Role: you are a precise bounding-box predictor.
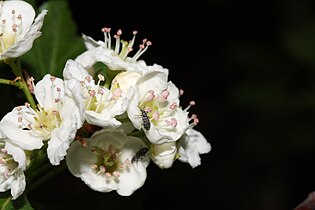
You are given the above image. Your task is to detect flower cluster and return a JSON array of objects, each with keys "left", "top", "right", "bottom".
[{"left": 0, "top": 0, "right": 211, "bottom": 201}]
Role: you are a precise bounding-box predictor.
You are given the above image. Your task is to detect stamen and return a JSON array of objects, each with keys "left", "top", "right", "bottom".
[
  {"left": 152, "top": 111, "right": 159, "bottom": 120},
  {"left": 169, "top": 102, "right": 177, "bottom": 110},
  {"left": 184, "top": 100, "right": 196, "bottom": 111},
  {"left": 27, "top": 76, "right": 35, "bottom": 93},
  {"left": 114, "top": 29, "right": 122, "bottom": 54},
  {"left": 85, "top": 76, "right": 92, "bottom": 83},
  {"left": 13, "top": 76, "right": 21, "bottom": 82},
  {"left": 165, "top": 118, "right": 177, "bottom": 127},
  {"left": 158, "top": 90, "right": 170, "bottom": 102},
  {"left": 102, "top": 27, "right": 111, "bottom": 49},
  {"left": 146, "top": 90, "right": 155, "bottom": 101},
  {"left": 113, "top": 171, "right": 120, "bottom": 177},
  {"left": 179, "top": 89, "right": 184, "bottom": 96},
  {"left": 90, "top": 164, "right": 98, "bottom": 170},
  {"left": 132, "top": 39, "right": 152, "bottom": 61}
]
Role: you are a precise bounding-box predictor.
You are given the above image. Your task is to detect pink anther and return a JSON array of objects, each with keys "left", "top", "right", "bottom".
[
  {"left": 117, "top": 29, "right": 122, "bottom": 35},
  {"left": 169, "top": 102, "right": 177, "bottom": 110},
  {"left": 165, "top": 118, "right": 177, "bottom": 127},
  {"left": 152, "top": 111, "right": 159, "bottom": 120},
  {"left": 85, "top": 76, "right": 91, "bottom": 83}
]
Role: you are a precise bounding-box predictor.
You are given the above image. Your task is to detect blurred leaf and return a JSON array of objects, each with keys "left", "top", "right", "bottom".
[
  {"left": 0, "top": 192, "right": 34, "bottom": 210},
  {"left": 0, "top": 193, "right": 14, "bottom": 210},
  {"left": 20, "top": 0, "right": 85, "bottom": 80},
  {"left": 282, "top": 19, "right": 315, "bottom": 69}
]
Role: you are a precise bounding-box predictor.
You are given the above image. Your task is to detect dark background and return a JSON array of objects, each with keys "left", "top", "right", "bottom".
[{"left": 18, "top": 0, "right": 315, "bottom": 209}]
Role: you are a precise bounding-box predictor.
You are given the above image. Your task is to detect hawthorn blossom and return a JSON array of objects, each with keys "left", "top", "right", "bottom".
[
  {"left": 66, "top": 129, "right": 150, "bottom": 196},
  {"left": 75, "top": 27, "right": 168, "bottom": 75},
  {"left": 0, "top": 0, "right": 47, "bottom": 59},
  {"left": 127, "top": 70, "right": 191, "bottom": 144},
  {"left": 0, "top": 135, "right": 27, "bottom": 200},
  {"left": 177, "top": 128, "right": 211, "bottom": 168},
  {"left": 0, "top": 74, "right": 82, "bottom": 165},
  {"left": 63, "top": 59, "right": 132, "bottom": 127}
]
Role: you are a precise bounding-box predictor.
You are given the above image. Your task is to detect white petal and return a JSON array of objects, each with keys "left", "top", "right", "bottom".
[
  {"left": 9, "top": 171, "right": 26, "bottom": 200},
  {"left": 0, "top": 122, "right": 43, "bottom": 150},
  {"left": 82, "top": 33, "right": 104, "bottom": 50},
  {"left": 178, "top": 129, "right": 211, "bottom": 168},
  {"left": 1, "top": 1, "right": 35, "bottom": 35},
  {"left": 136, "top": 71, "right": 168, "bottom": 98},
  {"left": 66, "top": 130, "right": 149, "bottom": 194},
  {"left": 2, "top": 9, "right": 47, "bottom": 58},
  {"left": 63, "top": 59, "right": 91, "bottom": 81},
  {"left": 66, "top": 140, "right": 96, "bottom": 177},
  {"left": 85, "top": 111, "right": 121, "bottom": 128},
  {"left": 150, "top": 142, "right": 177, "bottom": 169},
  {"left": 34, "top": 74, "right": 65, "bottom": 108},
  {"left": 75, "top": 46, "right": 108, "bottom": 69},
  {"left": 115, "top": 162, "right": 147, "bottom": 196},
  {"left": 47, "top": 120, "right": 77, "bottom": 165},
  {"left": 5, "top": 143, "right": 27, "bottom": 171}
]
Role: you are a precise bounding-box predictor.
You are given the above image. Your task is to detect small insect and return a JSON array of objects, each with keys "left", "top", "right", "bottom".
[
  {"left": 139, "top": 108, "right": 151, "bottom": 131},
  {"left": 131, "top": 147, "right": 149, "bottom": 163}
]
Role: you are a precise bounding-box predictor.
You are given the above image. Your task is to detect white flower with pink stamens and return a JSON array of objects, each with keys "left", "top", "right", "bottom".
[
  {"left": 0, "top": 0, "right": 47, "bottom": 59},
  {"left": 127, "top": 71, "right": 191, "bottom": 144},
  {"left": 0, "top": 74, "right": 82, "bottom": 165},
  {"left": 177, "top": 128, "right": 211, "bottom": 168},
  {"left": 66, "top": 129, "right": 150, "bottom": 196},
  {"left": 0, "top": 137, "right": 27, "bottom": 200},
  {"left": 63, "top": 59, "right": 132, "bottom": 127},
  {"left": 75, "top": 27, "right": 168, "bottom": 75}
]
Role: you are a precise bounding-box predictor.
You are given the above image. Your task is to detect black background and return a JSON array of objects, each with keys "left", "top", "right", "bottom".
[{"left": 27, "top": 0, "right": 315, "bottom": 209}]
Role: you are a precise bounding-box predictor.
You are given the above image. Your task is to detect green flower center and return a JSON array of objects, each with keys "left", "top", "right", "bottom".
[{"left": 91, "top": 144, "right": 125, "bottom": 179}]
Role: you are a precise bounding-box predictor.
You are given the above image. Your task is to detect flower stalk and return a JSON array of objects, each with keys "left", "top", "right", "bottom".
[{"left": 4, "top": 58, "right": 37, "bottom": 109}]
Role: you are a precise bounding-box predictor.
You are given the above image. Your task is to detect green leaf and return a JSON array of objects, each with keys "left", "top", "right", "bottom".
[
  {"left": 0, "top": 192, "right": 14, "bottom": 210},
  {"left": 20, "top": 0, "right": 85, "bottom": 80},
  {"left": 0, "top": 192, "right": 34, "bottom": 210}
]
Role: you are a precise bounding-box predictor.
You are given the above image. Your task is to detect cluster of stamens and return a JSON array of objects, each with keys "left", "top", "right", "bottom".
[
  {"left": 16, "top": 76, "right": 63, "bottom": 139},
  {"left": 180, "top": 89, "right": 199, "bottom": 128},
  {"left": 0, "top": 6, "right": 23, "bottom": 54},
  {"left": 90, "top": 144, "right": 130, "bottom": 180},
  {"left": 101, "top": 27, "right": 152, "bottom": 62},
  {"left": 138, "top": 89, "right": 181, "bottom": 128},
  {"left": 82, "top": 75, "right": 123, "bottom": 113}
]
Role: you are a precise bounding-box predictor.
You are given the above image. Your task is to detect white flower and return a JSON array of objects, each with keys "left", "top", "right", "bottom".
[
  {"left": 75, "top": 27, "right": 168, "bottom": 75},
  {"left": 150, "top": 142, "right": 177, "bottom": 169},
  {"left": 0, "top": 74, "right": 82, "bottom": 165},
  {"left": 0, "top": 137, "right": 27, "bottom": 200},
  {"left": 63, "top": 59, "right": 132, "bottom": 127},
  {"left": 127, "top": 71, "right": 191, "bottom": 144},
  {"left": 177, "top": 128, "right": 211, "bottom": 168},
  {"left": 0, "top": 0, "right": 47, "bottom": 59},
  {"left": 66, "top": 129, "right": 150, "bottom": 196}
]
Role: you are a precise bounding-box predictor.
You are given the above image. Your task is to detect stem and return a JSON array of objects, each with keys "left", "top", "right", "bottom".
[
  {"left": 5, "top": 58, "right": 37, "bottom": 109},
  {"left": 1, "top": 196, "right": 11, "bottom": 210},
  {"left": 0, "top": 78, "right": 15, "bottom": 86}
]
